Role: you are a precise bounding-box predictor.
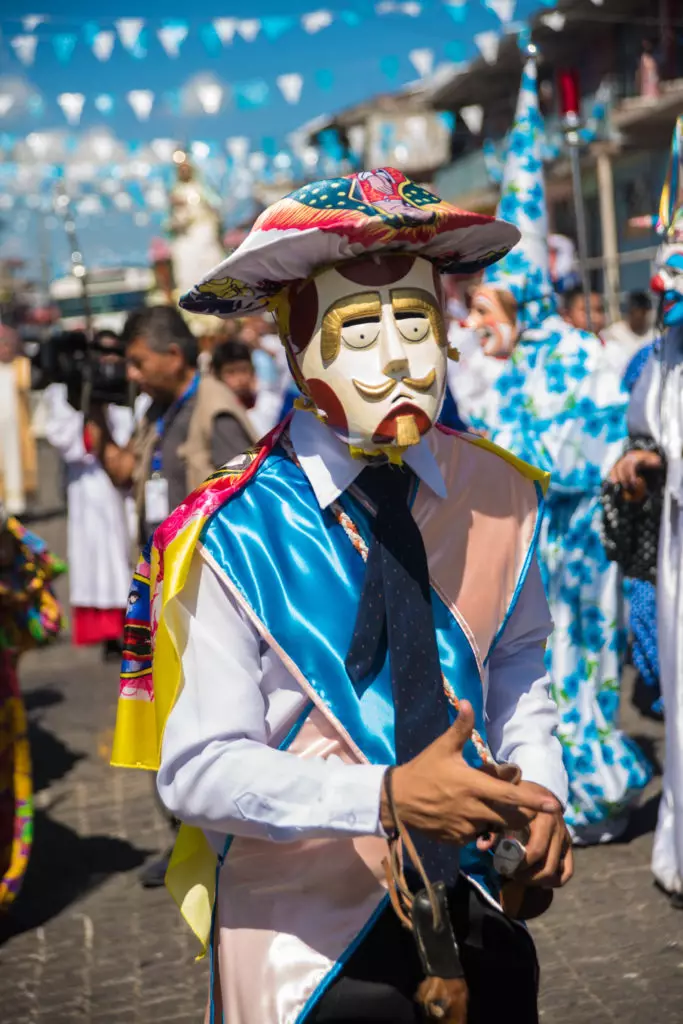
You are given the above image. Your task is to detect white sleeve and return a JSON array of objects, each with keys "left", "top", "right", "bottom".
[
  {"left": 43, "top": 384, "right": 87, "bottom": 463},
  {"left": 627, "top": 350, "right": 660, "bottom": 440},
  {"left": 157, "top": 551, "right": 388, "bottom": 842},
  {"left": 485, "top": 556, "right": 568, "bottom": 807}
]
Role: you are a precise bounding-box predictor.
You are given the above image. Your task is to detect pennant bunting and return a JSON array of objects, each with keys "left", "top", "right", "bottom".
[
  {"left": 191, "top": 141, "right": 211, "bottom": 161},
  {"left": 27, "top": 95, "right": 44, "bottom": 117},
  {"left": 249, "top": 152, "right": 267, "bottom": 172},
  {"left": 94, "top": 94, "right": 115, "bottom": 115},
  {"left": 0, "top": 96, "right": 15, "bottom": 118},
  {"left": 380, "top": 55, "right": 401, "bottom": 81},
  {"left": 262, "top": 15, "right": 296, "bottom": 41},
  {"left": 437, "top": 111, "right": 456, "bottom": 132},
  {"left": 150, "top": 138, "right": 178, "bottom": 162},
  {"left": 541, "top": 12, "right": 566, "bottom": 31},
  {"left": 92, "top": 31, "right": 116, "bottom": 62},
  {"left": 22, "top": 15, "right": 45, "bottom": 33},
  {"left": 315, "top": 68, "right": 335, "bottom": 91},
  {"left": 277, "top": 73, "right": 303, "bottom": 105},
  {"left": 485, "top": 0, "right": 516, "bottom": 23},
  {"left": 376, "top": 1, "right": 422, "bottom": 13},
  {"left": 127, "top": 90, "right": 155, "bottom": 121},
  {"left": 53, "top": 33, "right": 78, "bottom": 64},
  {"left": 443, "top": 0, "right": 468, "bottom": 24},
  {"left": 460, "top": 104, "right": 484, "bottom": 134},
  {"left": 158, "top": 22, "right": 189, "bottom": 58},
  {"left": 236, "top": 20, "right": 261, "bottom": 43},
  {"left": 58, "top": 93, "right": 86, "bottom": 126},
  {"left": 199, "top": 24, "right": 222, "bottom": 54},
  {"left": 116, "top": 19, "right": 147, "bottom": 58},
  {"left": 302, "top": 10, "right": 333, "bottom": 33},
  {"left": 234, "top": 80, "right": 269, "bottom": 109},
  {"left": 445, "top": 40, "right": 465, "bottom": 62},
  {"left": 196, "top": 82, "right": 224, "bottom": 114},
  {"left": 213, "top": 18, "right": 237, "bottom": 45},
  {"left": 474, "top": 30, "right": 500, "bottom": 64},
  {"left": 409, "top": 48, "right": 434, "bottom": 78},
  {"left": 11, "top": 36, "right": 38, "bottom": 67},
  {"left": 226, "top": 136, "right": 249, "bottom": 162},
  {"left": 340, "top": 10, "right": 362, "bottom": 26}
]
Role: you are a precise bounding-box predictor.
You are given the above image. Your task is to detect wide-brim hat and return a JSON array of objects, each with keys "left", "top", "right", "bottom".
[{"left": 179, "top": 167, "right": 520, "bottom": 319}]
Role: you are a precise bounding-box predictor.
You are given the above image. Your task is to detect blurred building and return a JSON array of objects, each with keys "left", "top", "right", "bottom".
[{"left": 427, "top": 0, "right": 683, "bottom": 316}]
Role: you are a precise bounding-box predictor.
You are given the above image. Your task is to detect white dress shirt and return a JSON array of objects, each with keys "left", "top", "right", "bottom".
[{"left": 158, "top": 412, "right": 568, "bottom": 854}]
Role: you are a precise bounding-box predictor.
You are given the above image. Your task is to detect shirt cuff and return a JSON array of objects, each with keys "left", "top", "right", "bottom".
[
  {"left": 511, "top": 745, "right": 569, "bottom": 810},
  {"left": 324, "top": 762, "right": 389, "bottom": 838}
]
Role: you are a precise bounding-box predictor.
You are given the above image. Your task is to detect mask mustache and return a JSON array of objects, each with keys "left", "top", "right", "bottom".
[{"left": 352, "top": 368, "right": 436, "bottom": 401}]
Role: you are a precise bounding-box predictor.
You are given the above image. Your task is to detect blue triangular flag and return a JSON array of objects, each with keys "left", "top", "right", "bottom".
[
  {"left": 444, "top": 1, "right": 467, "bottom": 24},
  {"left": 315, "top": 68, "right": 335, "bottom": 91},
  {"left": 199, "top": 24, "right": 222, "bottom": 55},
  {"left": 83, "top": 21, "right": 100, "bottom": 46},
  {"left": 445, "top": 40, "right": 465, "bottom": 62},
  {"left": 340, "top": 11, "right": 362, "bottom": 27},
  {"left": 380, "top": 55, "right": 400, "bottom": 82},
  {"left": 262, "top": 16, "right": 295, "bottom": 41},
  {"left": 54, "top": 33, "right": 78, "bottom": 63},
  {"left": 234, "top": 80, "right": 270, "bottom": 109}
]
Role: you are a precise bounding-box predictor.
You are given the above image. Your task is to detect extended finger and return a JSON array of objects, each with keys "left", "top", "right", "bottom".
[
  {"left": 521, "top": 815, "right": 554, "bottom": 871},
  {"left": 523, "top": 823, "right": 564, "bottom": 886},
  {"left": 476, "top": 775, "right": 560, "bottom": 814},
  {"left": 559, "top": 839, "right": 574, "bottom": 886}
]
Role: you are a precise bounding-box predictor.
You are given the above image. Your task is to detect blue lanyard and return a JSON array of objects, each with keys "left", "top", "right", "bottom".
[{"left": 151, "top": 373, "right": 199, "bottom": 474}]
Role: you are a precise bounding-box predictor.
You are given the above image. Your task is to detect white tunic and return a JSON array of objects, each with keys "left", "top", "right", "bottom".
[
  {"left": 43, "top": 384, "right": 134, "bottom": 609},
  {"left": 628, "top": 334, "right": 683, "bottom": 893}
]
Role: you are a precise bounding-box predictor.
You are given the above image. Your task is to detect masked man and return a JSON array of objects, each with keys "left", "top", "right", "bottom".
[
  {"left": 611, "top": 116, "right": 683, "bottom": 908},
  {"left": 112, "top": 168, "right": 571, "bottom": 1024}
]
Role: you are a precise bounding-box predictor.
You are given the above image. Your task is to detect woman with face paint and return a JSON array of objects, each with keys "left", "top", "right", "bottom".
[
  {"left": 112, "top": 166, "right": 573, "bottom": 1024},
  {"left": 451, "top": 55, "right": 651, "bottom": 848},
  {"left": 610, "top": 116, "right": 683, "bottom": 909}
]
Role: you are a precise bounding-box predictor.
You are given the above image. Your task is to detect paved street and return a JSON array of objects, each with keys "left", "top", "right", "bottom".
[{"left": 1, "top": 514, "right": 682, "bottom": 1022}]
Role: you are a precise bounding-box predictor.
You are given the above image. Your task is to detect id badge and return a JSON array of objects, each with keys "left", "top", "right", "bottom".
[{"left": 145, "top": 476, "right": 170, "bottom": 526}]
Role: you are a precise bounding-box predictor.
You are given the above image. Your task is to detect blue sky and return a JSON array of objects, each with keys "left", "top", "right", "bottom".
[{"left": 0, "top": 1, "right": 549, "bottom": 277}]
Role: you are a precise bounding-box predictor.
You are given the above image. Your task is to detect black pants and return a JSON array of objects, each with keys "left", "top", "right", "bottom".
[{"left": 307, "top": 878, "right": 539, "bottom": 1024}]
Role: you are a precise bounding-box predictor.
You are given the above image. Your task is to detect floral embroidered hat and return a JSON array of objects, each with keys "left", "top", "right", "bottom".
[
  {"left": 483, "top": 55, "right": 556, "bottom": 330},
  {"left": 179, "top": 167, "right": 520, "bottom": 319}
]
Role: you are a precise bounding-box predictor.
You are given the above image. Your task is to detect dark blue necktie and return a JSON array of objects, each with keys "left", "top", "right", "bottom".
[{"left": 345, "top": 462, "right": 458, "bottom": 886}]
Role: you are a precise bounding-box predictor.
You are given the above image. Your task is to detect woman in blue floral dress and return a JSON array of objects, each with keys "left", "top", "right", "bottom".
[{"left": 457, "top": 54, "right": 651, "bottom": 844}]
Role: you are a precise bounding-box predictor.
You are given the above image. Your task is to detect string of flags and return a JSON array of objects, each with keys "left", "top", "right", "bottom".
[{"left": 1, "top": 2, "right": 608, "bottom": 68}]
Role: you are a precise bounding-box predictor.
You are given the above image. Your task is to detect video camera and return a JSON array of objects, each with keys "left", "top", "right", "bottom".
[{"left": 31, "top": 330, "right": 134, "bottom": 412}]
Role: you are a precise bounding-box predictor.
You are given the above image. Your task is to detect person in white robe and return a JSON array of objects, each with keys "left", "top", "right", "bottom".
[
  {"left": 610, "top": 114, "right": 683, "bottom": 907},
  {"left": 43, "top": 383, "right": 136, "bottom": 650}
]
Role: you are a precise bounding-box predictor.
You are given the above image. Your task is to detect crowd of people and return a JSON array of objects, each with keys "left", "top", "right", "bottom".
[{"left": 1, "top": 58, "right": 681, "bottom": 1024}]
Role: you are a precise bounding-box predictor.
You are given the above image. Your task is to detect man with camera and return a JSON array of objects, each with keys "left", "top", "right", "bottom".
[{"left": 86, "top": 306, "right": 256, "bottom": 550}]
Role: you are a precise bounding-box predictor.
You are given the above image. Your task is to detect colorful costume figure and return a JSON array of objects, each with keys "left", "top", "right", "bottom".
[
  {"left": 453, "top": 56, "right": 651, "bottom": 845},
  {"left": 113, "top": 168, "right": 569, "bottom": 1023},
  {"left": 0, "top": 508, "right": 65, "bottom": 907},
  {"left": 624, "top": 117, "right": 683, "bottom": 904}
]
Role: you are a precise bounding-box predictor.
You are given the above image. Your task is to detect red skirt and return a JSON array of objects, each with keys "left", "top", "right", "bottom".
[{"left": 72, "top": 607, "right": 125, "bottom": 646}]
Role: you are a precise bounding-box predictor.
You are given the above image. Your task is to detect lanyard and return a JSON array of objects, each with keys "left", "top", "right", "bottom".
[{"left": 151, "top": 373, "right": 199, "bottom": 475}]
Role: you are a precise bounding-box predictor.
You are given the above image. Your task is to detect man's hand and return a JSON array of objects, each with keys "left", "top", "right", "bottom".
[
  {"left": 514, "top": 782, "right": 573, "bottom": 889},
  {"left": 381, "top": 701, "right": 560, "bottom": 846},
  {"left": 609, "top": 449, "right": 663, "bottom": 498}
]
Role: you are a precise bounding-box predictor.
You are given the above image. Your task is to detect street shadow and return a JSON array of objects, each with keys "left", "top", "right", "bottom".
[
  {"left": 28, "top": 717, "right": 85, "bottom": 795},
  {"left": 630, "top": 733, "right": 663, "bottom": 777},
  {"left": 0, "top": 811, "right": 151, "bottom": 945},
  {"left": 24, "top": 686, "right": 64, "bottom": 713},
  {"left": 616, "top": 791, "right": 662, "bottom": 845}
]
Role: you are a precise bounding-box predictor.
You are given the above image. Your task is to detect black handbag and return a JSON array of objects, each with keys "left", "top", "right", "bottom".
[{"left": 601, "top": 436, "right": 665, "bottom": 584}]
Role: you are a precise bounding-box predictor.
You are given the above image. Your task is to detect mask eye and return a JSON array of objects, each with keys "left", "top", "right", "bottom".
[
  {"left": 341, "top": 317, "right": 381, "bottom": 350},
  {"left": 395, "top": 312, "right": 430, "bottom": 343}
]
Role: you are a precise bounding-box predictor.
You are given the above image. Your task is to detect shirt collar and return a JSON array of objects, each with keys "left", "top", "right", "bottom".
[{"left": 289, "top": 409, "right": 447, "bottom": 509}]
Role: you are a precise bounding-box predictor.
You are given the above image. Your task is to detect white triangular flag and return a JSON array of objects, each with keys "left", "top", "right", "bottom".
[
  {"left": 191, "top": 141, "right": 211, "bottom": 161},
  {"left": 277, "top": 73, "right": 303, "bottom": 105},
  {"left": 213, "top": 18, "right": 236, "bottom": 44},
  {"left": 486, "top": 0, "right": 516, "bottom": 23},
  {"left": 79, "top": 195, "right": 103, "bottom": 216},
  {"left": 91, "top": 135, "right": 115, "bottom": 161},
  {"left": 93, "top": 31, "right": 115, "bottom": 61},
  {"left": 409, "top": 48, "right": 434, "bottom": 78},
  {"left": 0, "top": 95, "right": 15, "bottom": 117},
  {"left": 22, "top": 15, "right": 44, "bottom": 32},
  {"left": 226, "top": 136, "right": 249, "bottom": 162},
  {"left": 58, "top": 93, "right": 85, "bottom": 126},
  {"left": 474, "top": 31, "right": 499, "bottom": 64},
  {"left": 197, "top": 82, "right": 224, "bottom": 114},
  {"left": 116, "top": 18, "right": 145, "bottom": 52},
  {"left": 249, "top": 151, "right": 267, "bottom": 172},
  {"left": 460, "top": 104, "right": 484, "bottom": 135},
  {"left": 348, "top": 125, "right": 366, "bottom": 157},
  {"left": 11, "top": 36, "right": 38, "bottom": 66},
  {"left": 94, "top": 94, "right": 114, "bottom": 114},
  {"left": 150, "top": 138, "right": 177, "bottom": 162},
  {"left": 114, "top": 192, "right": 133, "bottom": 211},
  {"left": 403, "top": 3, "right": 423, "bottom": 15},
  {"left": 236, "top": 19, "right": 261, "bottom": 42},
  {"left": 590, "top": 0, "right": 604, "bottom": 5},
  {"left": 127, "top": 89, "right": 154, "bottom": 121},
  {"left": 541, "top": 11, "right": 566, "bottom": 31},
  {"left": 302, "top": 10, "right": 333, "bottom": 33},
  {"left": 158, "top": 24, "right": 188, "bottom": 58}
]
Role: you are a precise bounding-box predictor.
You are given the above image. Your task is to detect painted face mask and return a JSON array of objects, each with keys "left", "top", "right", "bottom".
[
  {"left": 465, "top": 285, "right": 519, "bottom": 358},
  {"left": 652, "top": 243, "right": 683, "bottom": 328},
  {"left": 278, "top": 254, "right": 449, "bottom": 454}
]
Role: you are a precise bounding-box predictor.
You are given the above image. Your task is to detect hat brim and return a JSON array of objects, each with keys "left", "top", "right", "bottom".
[{"left": 180, "top": 192, "right": 520, "bottom": 319}]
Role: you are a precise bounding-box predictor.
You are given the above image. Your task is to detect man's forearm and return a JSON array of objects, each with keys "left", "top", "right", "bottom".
[{"left": 101, "top": 442, "right": 136, "bottom": 488}]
